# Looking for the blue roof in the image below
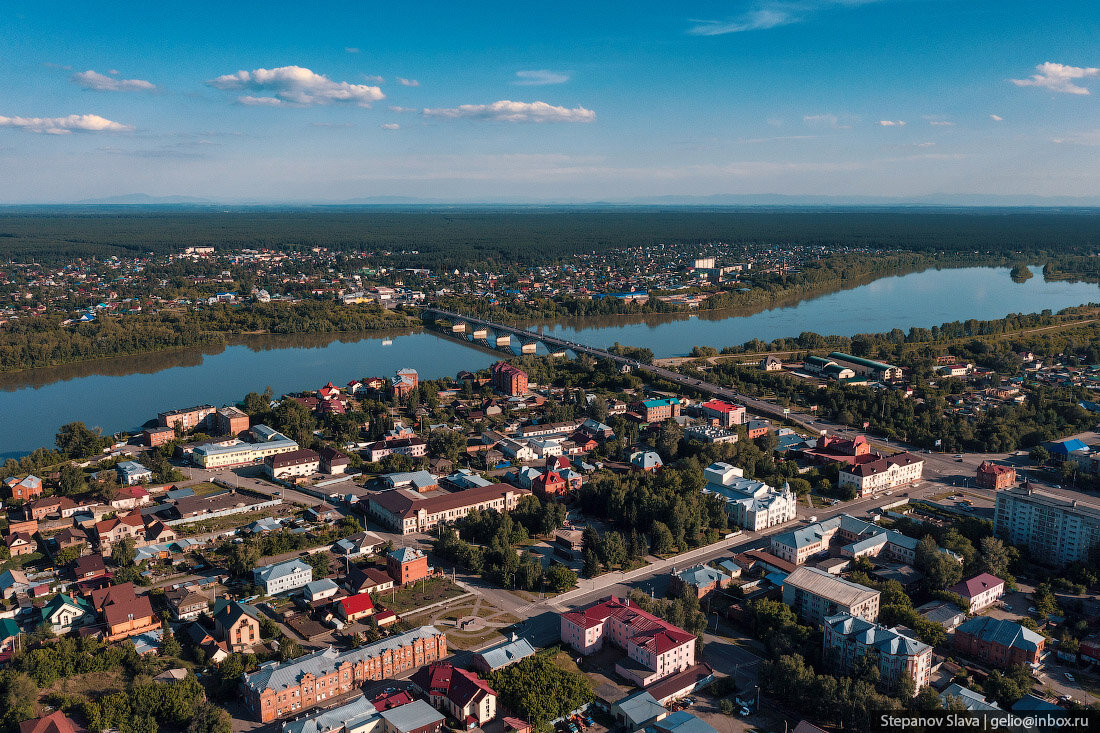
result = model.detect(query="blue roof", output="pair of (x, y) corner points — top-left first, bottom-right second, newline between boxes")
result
(655, 711), (717, 733)
(388, 546), (426, 563)
(957, 616), (1043, 652)
(764, 571), (789, 587)
(1011, 695), (1062, 713)
(254, 558), (311, 583)
(284, 696), (378, 733)
(1047, 438), (1087, 455)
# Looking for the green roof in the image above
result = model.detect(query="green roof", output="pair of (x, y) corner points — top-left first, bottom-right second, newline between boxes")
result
(0, 618), (19, 638)
(828, 352), (897, 371)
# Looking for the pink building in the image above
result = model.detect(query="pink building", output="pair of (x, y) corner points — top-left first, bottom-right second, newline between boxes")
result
(948, 573), (1005, 613)
(560, 597), (695, 686)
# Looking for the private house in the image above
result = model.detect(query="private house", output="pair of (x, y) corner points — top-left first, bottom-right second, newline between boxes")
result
(629, 451), (663, 472)
(4, 532), (36, 557)
(824, 613), (932, 691)
(940, 684), (1002, 712)
(4, 475), (43, 501)
(338, 592), (376, 623)
(0, 618), (19, 653)
(379, 700), (445, 733)
(23, 495), (76, 521)
(561, 596), (696, 686)
(40, 593), (94, 633)
(670, 565), (732, 599)
(387, 546), (430, 585)
(366, 437), (427, 463)
(344, 564), (394, 595)
(948, 573), (1005, 613)
(242, 626), (447, 722)
(782, 567), (880, 625)
(975, 462), (1016, 490)
(304, 578), (341, 603)
(109, 486), (151, 511)
(0, 569), (30, 599)
(16, 711), (87, 733)
(95, 512), (145, 552)
(319, 446), (351, 475)
(411, 663), (497, 727)
(165, 584), (214, 621)
(92, 582), (160, 642)
(212, 599), (262, 651)
(115, 461), (152, 486)
(72, 553), (107, 582)
(52, 526), (89, 557)
(761, 355), (783, 371)
(333, 531), (384, 558)
(954, 616), (1045, 667)
(254, 559), (313, 595)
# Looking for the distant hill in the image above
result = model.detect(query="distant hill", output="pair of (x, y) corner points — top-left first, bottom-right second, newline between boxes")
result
(76, 193), (217, 205)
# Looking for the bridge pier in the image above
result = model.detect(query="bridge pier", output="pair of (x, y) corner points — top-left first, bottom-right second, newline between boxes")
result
(452, 322), (467, 333)
(521, 342), (538, 354)
(472, 328), (488, 339)
(551, 350), (567, 358)
(496, 335), (512, 347)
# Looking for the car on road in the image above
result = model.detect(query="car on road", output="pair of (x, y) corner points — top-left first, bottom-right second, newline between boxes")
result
(1065, 673), (1075, 682)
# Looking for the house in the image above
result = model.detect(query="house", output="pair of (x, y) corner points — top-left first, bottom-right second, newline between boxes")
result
(109, 486), (151, 511)
(761, 355), (783, 371)
(17, 711), (87, 733)
(561, 596), (696, 686)
(387, 546), (430, 585)
(344, 564), (395, 595)
(940, 684), (1001, 712)
(115, 461), (152, 486)
(254, 559), (313, 595)
(305, 503), (341, 523)
(304, 578), (341, 603)
(611, 690), (667, 731)
(4, 532), (36, 557)
(242, 626), (447, 722)
(4, 475), (43, 501)
(94, 512), (145, 551)
(824, 613), (932, 691)
(165, 584), (214, 621)
(472, 636), (536, 673)
(23, 495), (75, 521)
(52, 526), (88, 556)
(72, 554), (107, 581)
(0, 569), (30, 599)
(975, 462), (1016, 490)
(211, 599), (262, 651)
(333, 531), (384, 558)
(379, 700), (445, 733)
(338, 592), (376, 623)
(411, 663), (497, 727)
(319, 446), (351, 475)
(0, 617), (20, 653)
(264, 448), (320, 480)
(366, 437), (427, 463)
(948, 573), (1005, 613)
(954, 616), (1045, 667)
(915, 600), (967, 631)
(671, 565), (731, 599)
(92, 582), (161, 641)
(629, 451), (663, 472)
(40, 593), (95, 633)
(532, 469), (568, 498)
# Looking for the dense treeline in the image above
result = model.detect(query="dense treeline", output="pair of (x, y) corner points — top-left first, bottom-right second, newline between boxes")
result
(0, 301), (415, 371)
(487, 653), (593, 732)
(5, 209), (1100, 266)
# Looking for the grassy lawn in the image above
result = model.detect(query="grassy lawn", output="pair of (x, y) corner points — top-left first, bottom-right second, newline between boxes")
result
(173, 505), (294, 536)
(548, 649), (583, 675)
(381, 577), (467, 614)
(186, 481), (224, 496)
(442, 628), (507, 650)
(44, 667), (126, 705)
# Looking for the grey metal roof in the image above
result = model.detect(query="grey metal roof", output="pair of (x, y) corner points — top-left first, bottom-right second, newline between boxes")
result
(378, 700), (444, 733)
(475, 637), (536, 670)
(957, 616), (1043, 652)
(282, 695), (378, 733)
(825, 613), (930, 657)
(616, 691), (666, 727)
(254, 558), (311, 583)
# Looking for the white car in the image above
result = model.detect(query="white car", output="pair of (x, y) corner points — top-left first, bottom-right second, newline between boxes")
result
(1065, 673), (1076, 682)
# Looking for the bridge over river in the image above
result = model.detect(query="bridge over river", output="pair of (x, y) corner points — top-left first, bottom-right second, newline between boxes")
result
(422, 307), (811, 428)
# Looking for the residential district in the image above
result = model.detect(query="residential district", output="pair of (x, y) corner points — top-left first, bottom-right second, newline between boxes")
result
(2, 346), (1100, 733)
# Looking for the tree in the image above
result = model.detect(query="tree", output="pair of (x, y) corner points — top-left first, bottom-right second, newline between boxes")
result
(1029, 445), (1050, 464)
(0, 671), (38, 730)
(160, 626), (182, 658)
(545, 564), (577, 593)
(601, 532), (627, 570)
(978, 536), (1012, 579)
(56, 421), (107, 458)
(226, 542), (261, 577)
(58, 463), (87, 496)
(55, 545), (82, 567)
(113, 536), (137, 567)
(650, 522), (676, 555)
(582, 549), (599, 579)
(188, 701), (232, 733)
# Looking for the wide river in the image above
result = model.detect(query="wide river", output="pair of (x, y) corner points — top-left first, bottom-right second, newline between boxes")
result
(2, 265), (1098, 459)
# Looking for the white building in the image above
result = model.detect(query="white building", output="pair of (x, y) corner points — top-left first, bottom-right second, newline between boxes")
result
(254, 559), (313, 595)
(838, 453), (924, 496)
(702, 463), (796, 531)
(994, 486), (1100, 568)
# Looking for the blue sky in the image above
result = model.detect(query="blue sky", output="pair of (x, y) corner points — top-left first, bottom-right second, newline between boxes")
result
(1, 1), (1098, 202)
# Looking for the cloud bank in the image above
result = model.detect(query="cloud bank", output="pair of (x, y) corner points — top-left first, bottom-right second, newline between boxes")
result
(0, 114), (134, 134)
(878, 120), (906, 126)
(71, 70), (155, 92)
(689, 0), (881, 35)
(208, 66), (385, 106)
(1011, 62), (1099, 95)
(422, 100), (595, 122)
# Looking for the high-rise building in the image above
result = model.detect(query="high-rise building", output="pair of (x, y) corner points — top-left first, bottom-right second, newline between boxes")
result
(994, 486), (1100, 567)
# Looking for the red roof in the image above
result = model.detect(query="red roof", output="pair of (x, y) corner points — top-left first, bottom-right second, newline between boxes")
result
(949, 573), (1004, 599)
(977, 461), (1014, 476)
(700, 399), (742, 413)
(563, 597), (695, 653)
(339, 592), (375, 616)
(19, 711), (84, 733)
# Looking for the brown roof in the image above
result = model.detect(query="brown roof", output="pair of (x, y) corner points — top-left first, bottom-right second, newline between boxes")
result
(103, 594), (155, 627)
(91, 582), (137, 611)
(19, 711), (85, 733)
(266, 448), (320, 469)
(371, 483), (528, 519)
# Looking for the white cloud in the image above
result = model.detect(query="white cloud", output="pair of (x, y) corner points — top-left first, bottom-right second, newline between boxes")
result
(422, 100), (595, 123)
(238, 96), (284, 106)
(1011, 62), (1099, 95)
(928, 120), (955, 126)
(0, 113), (133, 135)
(514, 70), (570, 86)
(397, 77), (419, 87)
(689, 1), (881, 35)
(878, 120), (906, 126)
(71, 70), (155, 92)
(345, 47), (361, 54)
(380, 123), (400, 130)
(990, 114), (1004, 121)
(802, 113), (854, 129)
(363, 74), (385, 84)
(208, 66), (385, 106)
(1052, 130), (1100, 146)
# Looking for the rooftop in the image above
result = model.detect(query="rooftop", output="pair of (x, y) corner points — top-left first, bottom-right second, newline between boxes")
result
(783, 566), (879, 607)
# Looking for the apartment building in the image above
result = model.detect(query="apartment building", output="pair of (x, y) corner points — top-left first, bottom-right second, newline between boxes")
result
(158, 404), (216, 431)
(214, 405), (250, 436)
(253, 558), (313, 595)
(838, 453), (924, 496)
(243, 626), (447, 722)
(635, 398), (681, 423)
(954, 616), (1045, 667)
(491, 362), (529, 396)
(561, 596), (696, 687)
(698, 399), (746, 428)
(782, 567), (880, 625)
(192, 425), (299, 468)
(993, 486), (1100, 567)
(824, 613), (932, 691)
(264, 448), (320, 479)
